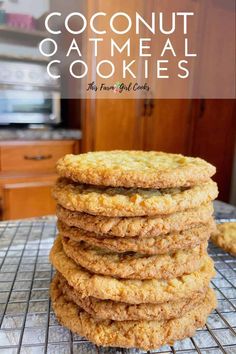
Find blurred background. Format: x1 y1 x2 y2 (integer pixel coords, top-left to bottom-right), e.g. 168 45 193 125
0 0 235 220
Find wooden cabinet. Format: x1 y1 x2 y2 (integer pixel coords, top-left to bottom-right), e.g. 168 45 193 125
142 100 193 154
82 99 143 151
82 99 236 202
2 181 56 220
0 140 80 220
0 141 76 173
82 99 193 154
190 99 236 202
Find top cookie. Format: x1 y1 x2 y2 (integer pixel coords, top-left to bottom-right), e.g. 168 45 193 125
56 151 216 189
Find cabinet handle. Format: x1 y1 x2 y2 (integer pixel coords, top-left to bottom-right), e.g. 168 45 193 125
24 154 53 161
144 99 155 117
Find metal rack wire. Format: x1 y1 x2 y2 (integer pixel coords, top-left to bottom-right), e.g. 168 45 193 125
0 219 235 354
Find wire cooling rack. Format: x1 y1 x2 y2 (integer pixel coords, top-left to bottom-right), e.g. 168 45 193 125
0 219 235 354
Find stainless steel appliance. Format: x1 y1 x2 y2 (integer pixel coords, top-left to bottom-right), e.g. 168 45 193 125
0 60 61 125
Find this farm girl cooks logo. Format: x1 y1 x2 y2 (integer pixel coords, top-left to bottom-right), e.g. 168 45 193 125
39 11 197 83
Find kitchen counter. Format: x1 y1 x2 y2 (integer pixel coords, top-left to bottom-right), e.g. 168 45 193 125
0 201 235 353
0 128 82 141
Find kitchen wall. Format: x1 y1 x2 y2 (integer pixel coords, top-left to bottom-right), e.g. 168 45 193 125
2 0 49 18
0 0 50 60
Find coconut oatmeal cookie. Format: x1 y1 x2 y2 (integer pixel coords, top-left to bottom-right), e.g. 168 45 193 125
51 275 216 350
53 178 218 217
56 272 208 321
56 203 214 238
56 151 216 189
49 236 215 304
58 221 214 255
61 235 207 280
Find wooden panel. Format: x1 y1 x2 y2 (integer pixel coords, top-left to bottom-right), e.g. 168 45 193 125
0 140 77 173
190 99 236 202
84 0 145 97
142 100 193 154
146 0 200 99
2 181 56 220
194 1 235 98
84 99 143 151
82 0 146 152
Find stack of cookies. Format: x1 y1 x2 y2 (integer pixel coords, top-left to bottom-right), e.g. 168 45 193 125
50 150 219 350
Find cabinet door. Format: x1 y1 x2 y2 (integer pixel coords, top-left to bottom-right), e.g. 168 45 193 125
142 100 193 154
2 180 56 220
190 99 236 202
82 99 143 151
82 0 145 152
0 140 78 173
83 98 193 153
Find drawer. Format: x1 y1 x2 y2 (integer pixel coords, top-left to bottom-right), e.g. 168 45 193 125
2 180 56 220
0 140 77 173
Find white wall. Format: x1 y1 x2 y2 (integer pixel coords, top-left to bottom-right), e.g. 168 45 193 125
2 0 49 18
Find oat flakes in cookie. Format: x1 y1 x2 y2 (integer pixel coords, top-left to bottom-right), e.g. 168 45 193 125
56 151 216 188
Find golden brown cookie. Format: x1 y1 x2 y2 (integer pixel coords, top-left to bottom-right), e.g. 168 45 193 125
56 151 216 189
56 272 208 321
211 222 236 256
61 235 207 280
49 236 215 304
58 221 214 255
51 275 217 350
53 178 218 217
56 203 214 238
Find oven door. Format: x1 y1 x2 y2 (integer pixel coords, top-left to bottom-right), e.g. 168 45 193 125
0 90 61 125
